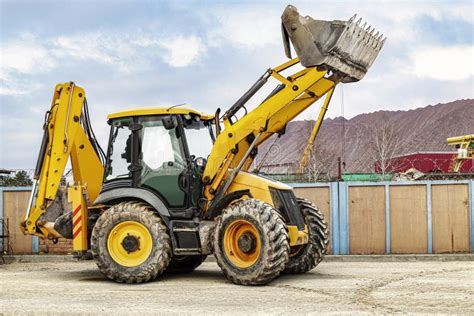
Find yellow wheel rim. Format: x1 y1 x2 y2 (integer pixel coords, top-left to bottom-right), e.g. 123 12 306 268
223 219 261 268
107 221 153 267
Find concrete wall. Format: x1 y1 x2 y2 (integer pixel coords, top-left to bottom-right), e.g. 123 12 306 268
293 180 474 254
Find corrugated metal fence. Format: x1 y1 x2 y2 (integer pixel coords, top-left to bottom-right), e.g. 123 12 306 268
1 181 473 255
293 180 474 254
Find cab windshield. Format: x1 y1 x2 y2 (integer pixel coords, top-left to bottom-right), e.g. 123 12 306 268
183 116 214 159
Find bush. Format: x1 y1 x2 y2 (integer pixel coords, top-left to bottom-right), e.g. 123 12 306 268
0 170 33 187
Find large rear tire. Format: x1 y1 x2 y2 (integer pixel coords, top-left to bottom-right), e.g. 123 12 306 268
284 198 328 274
91 201 172 283
213 199 289 285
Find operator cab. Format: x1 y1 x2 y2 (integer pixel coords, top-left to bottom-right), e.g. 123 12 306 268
103 107 215 214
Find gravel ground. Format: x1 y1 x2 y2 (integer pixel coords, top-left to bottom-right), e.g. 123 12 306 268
0 260 473 315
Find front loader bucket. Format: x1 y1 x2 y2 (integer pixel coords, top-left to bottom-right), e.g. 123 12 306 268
281 5 386 83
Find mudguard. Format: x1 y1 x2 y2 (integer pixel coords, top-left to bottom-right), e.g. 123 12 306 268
94 188 171 219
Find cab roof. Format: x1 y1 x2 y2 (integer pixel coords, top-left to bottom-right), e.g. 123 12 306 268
107 106 214 120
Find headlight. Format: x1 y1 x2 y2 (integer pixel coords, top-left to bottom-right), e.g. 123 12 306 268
195 157 206 167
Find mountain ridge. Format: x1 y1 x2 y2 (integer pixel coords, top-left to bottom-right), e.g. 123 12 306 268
255 99 474 174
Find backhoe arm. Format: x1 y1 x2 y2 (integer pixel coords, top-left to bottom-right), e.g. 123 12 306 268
202 59 336 205
22 82 104 239
202 5 385 213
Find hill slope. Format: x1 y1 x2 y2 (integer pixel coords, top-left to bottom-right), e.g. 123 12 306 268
255 99 474 174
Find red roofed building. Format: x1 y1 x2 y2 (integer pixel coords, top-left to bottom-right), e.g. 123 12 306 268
375 152 474 173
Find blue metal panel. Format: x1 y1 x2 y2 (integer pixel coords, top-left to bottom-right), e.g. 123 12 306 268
329 182 340 254
0 188 4 250
385 185 391 254
338 182 349 254
470 180 474 253
32 236 39 253
0 188 4 221
426 183 433 254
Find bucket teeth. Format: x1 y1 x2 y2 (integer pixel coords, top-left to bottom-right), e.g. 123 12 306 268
281 5 386 83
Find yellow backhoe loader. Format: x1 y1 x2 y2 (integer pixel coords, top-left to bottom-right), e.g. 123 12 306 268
21 5 385 285
447 134 474 172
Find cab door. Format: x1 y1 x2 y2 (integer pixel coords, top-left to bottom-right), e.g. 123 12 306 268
138 115 188 208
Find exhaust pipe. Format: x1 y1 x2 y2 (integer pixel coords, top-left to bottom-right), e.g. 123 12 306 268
282 5 386 83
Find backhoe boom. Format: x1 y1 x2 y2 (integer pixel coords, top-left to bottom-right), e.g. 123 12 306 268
203 5 385 212
203 58 337 209
22 82 104 240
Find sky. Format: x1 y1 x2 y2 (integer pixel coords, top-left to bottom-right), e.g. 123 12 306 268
1 0 473 169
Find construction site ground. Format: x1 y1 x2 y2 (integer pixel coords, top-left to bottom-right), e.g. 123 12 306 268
1 258 473 314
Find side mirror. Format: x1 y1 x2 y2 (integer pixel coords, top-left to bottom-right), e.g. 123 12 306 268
162 116 176 130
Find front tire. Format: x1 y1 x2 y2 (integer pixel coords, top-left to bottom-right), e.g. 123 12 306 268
213 199 289 285
91 201 172 283
284 198 329 274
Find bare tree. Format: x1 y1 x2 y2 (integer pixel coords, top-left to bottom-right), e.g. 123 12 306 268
304 144 336 182
369 121 403 176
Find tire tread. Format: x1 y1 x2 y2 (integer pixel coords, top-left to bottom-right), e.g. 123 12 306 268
213 199 290 285
91 201 172 283
283 198 329 274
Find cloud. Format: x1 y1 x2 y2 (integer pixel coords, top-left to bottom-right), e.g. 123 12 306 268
159 36 206 68
206 1 473 49
0 34 54 96
53 33 207 70
208 8 281 49
0 35 55 76
1 1 473 169
0 32 207 95
53 33 128 69
409 45 473 81
0 82 43 96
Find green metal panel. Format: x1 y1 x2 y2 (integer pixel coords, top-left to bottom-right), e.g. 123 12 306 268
341 173 394 182
263 172 394 183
